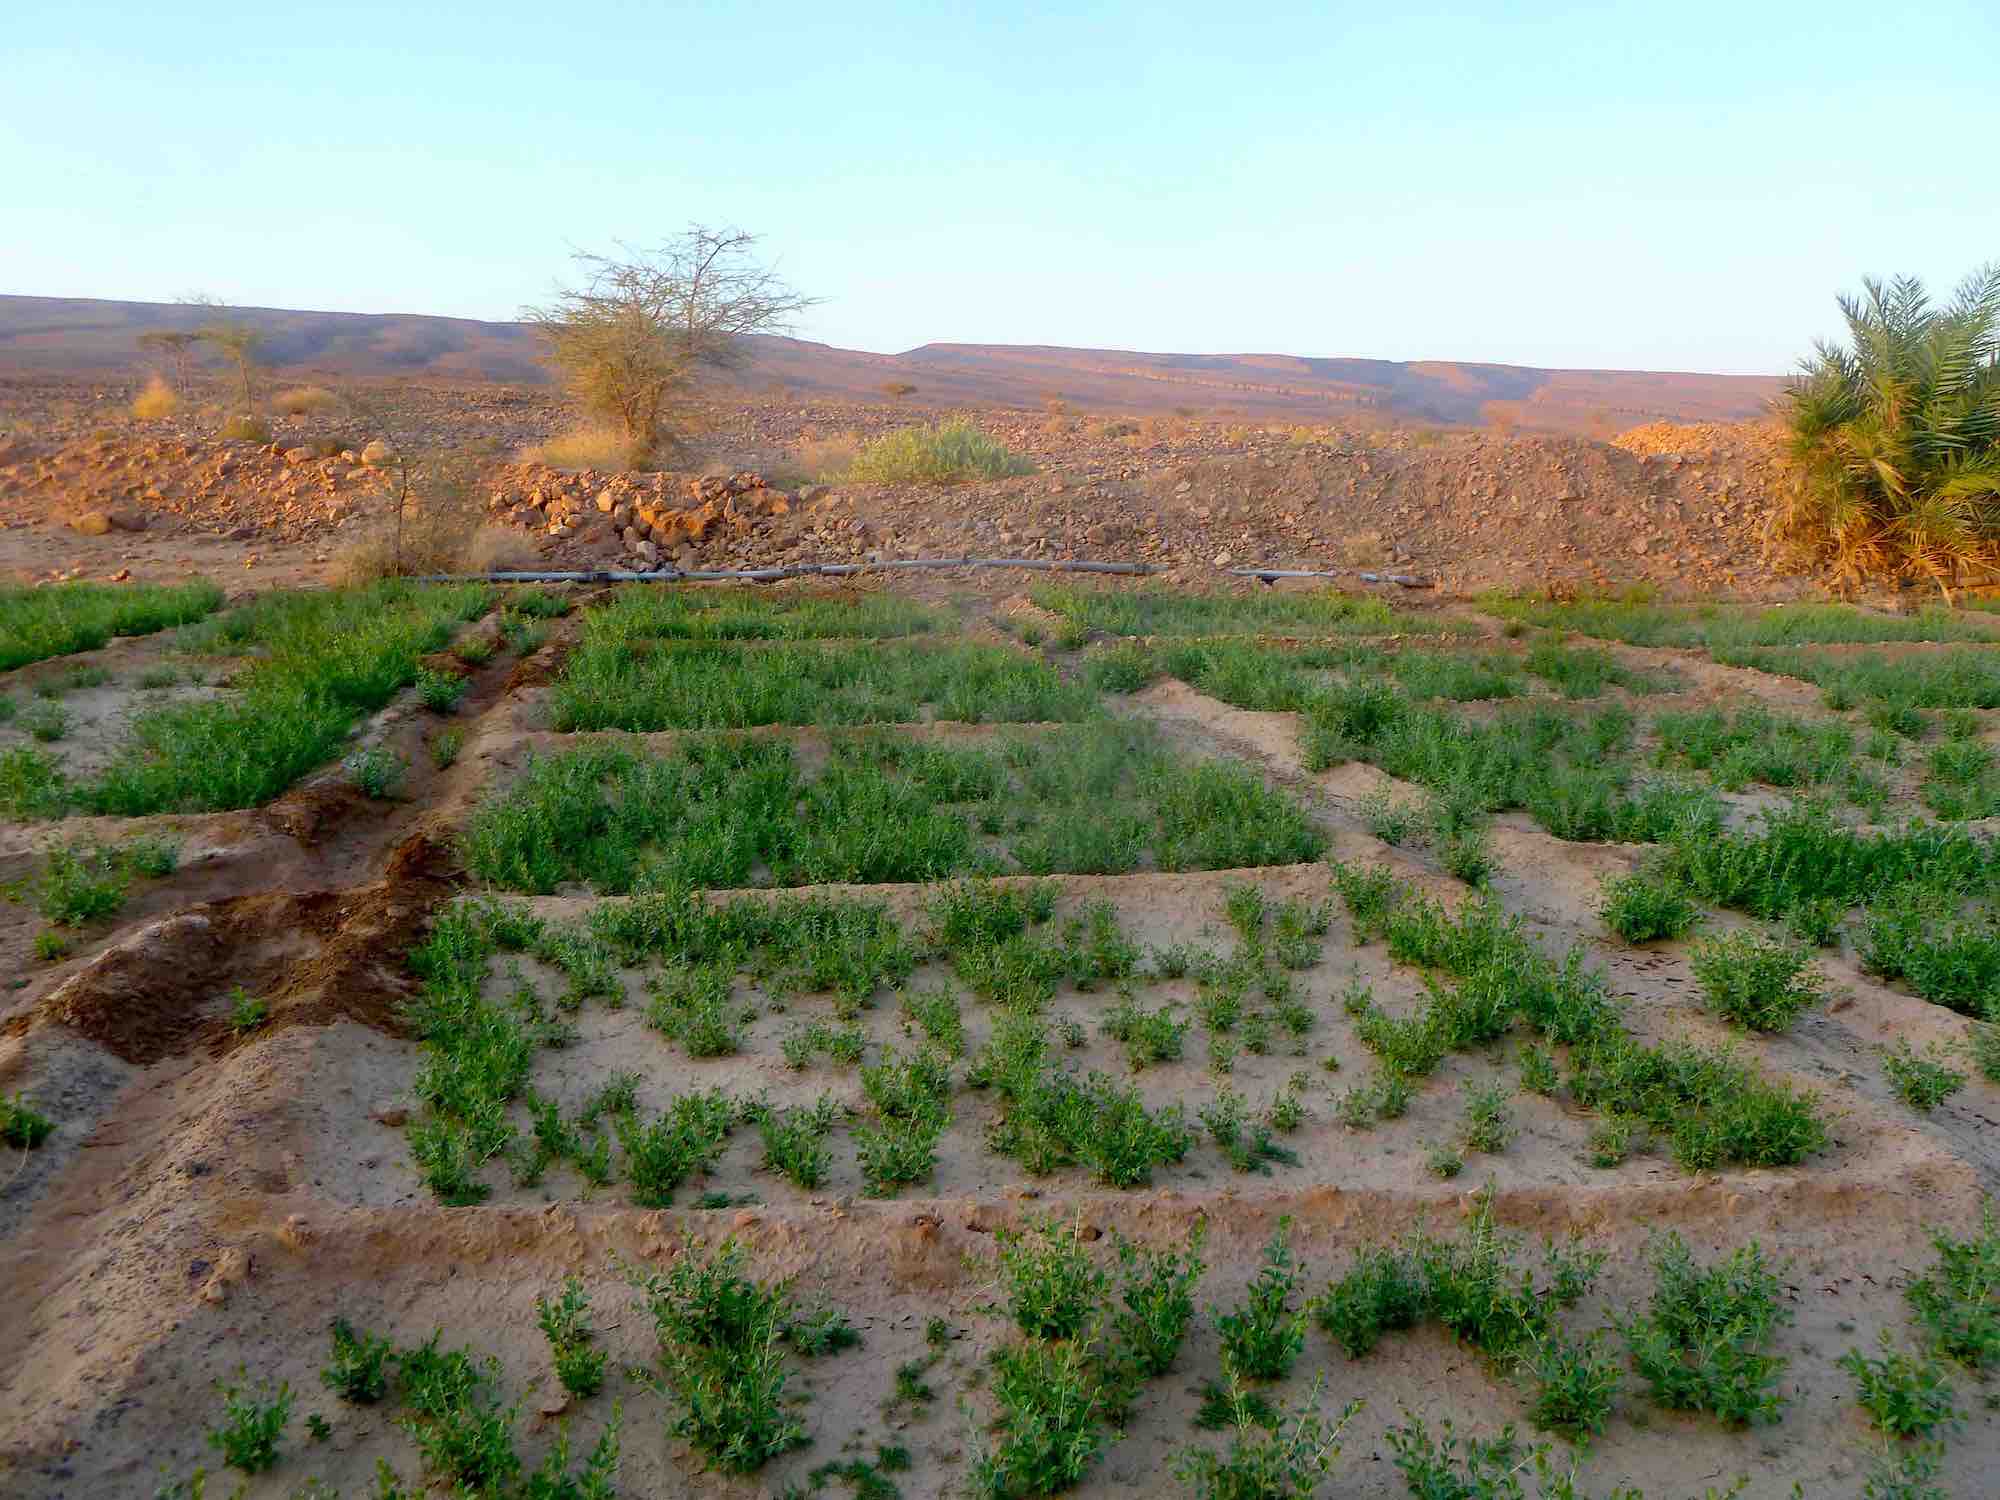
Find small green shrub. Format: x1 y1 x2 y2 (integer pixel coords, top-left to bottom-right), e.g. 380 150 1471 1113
1905 1202 2000 1369
785 1301 862 1357
1461 1082 1513 1154
34 841 131 926
414 667 469 713
1839 1336 1959 1438
616 1090 735 1207
430 727 466 769
845 419 1035 483
21 701 71 742
1111 1223 1206 1377
633 1236 808 1473
0 1094 56 1149
1689 931 1823 1031
206 1372 293 1474
1214 1220 1308 1381
346 746 405 799
1171 1376 1356 1500
321 1319 393 1404
1523 1331 1622 1440
971 1337 1110 1498
1598 869 1699 944
758 1096 839 1190
1881 1040 1966 1112
537 1277 607 1398
1620 1234 1790 1426
997 1216 1109 1342
226 987 269 1033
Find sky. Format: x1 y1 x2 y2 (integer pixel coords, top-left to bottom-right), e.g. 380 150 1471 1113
4 1 1996 375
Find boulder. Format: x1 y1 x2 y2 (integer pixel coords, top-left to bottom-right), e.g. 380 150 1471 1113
282 446 313 466
360 439 395 467
68 510 113 535
107 510 149 532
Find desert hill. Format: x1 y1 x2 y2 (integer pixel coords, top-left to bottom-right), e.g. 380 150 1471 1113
0 294 1781 435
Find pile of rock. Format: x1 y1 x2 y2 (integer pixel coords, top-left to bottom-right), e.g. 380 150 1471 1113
485 464 812 568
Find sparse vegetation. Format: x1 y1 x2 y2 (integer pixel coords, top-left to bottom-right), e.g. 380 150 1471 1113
843 417 1034 483
0 579 223 672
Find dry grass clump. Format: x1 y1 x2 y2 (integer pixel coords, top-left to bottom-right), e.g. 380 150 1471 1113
331 459 502 583
844 419 1033 484
522 423 644 473
221 413 270 442
130 377 179 421
788 433 863 484
273 385 338 416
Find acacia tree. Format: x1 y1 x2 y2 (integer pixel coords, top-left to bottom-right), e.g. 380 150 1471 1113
1779 265 2000 596
136 330 202 395
525 226 816 457
184 294 264 412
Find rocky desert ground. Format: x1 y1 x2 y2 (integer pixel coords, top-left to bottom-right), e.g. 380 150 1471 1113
3 381 1998 1500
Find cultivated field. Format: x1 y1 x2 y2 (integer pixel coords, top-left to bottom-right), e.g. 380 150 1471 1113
3 579 1999 1499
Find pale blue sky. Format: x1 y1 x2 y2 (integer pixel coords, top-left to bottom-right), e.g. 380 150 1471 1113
4 1 1994 373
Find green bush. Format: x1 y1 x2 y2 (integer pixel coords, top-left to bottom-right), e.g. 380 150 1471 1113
0 579 223 672
1905 1202 2000 1369
1214 1220 1309 1381
1111 1224 1206 1377
1598 869 1698 944
206 1372 293 1474
844 418 1034 483
633 1236 808 1473
0 1094 56 1149
1839 1336 1959 1438
1171 1377 1356 1500
1689 931 1823 1031
970 1337 1111 1498
1620 1234 1790 1426
1881 1040 1967 1112
997 1217 1109 1342
321 1318 393 1404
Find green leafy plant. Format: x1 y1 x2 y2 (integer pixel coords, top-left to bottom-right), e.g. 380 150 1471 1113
431 727 466 769
346 746 405 799
1522 1330 1622 1440
632 1236 808 1473
1598 869 1698 944
1110 1222 1207 1377
322 1318 394 1404
226 987 269 1034
1904 1202 2000 1369
997 1216 1110 1342
1881 1040 1967 1112
970 1335 1111 1499
1620 1234 1791 1426
1171 1375 1357 1500
206 1371 293 1474
1839 1336 1959 1438
1689 931 1824 1031
414 667 470 713
1215 1220 1309 1381
537 1277 607 1399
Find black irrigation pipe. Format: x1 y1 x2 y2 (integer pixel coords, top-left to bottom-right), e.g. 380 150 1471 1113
418 557 1433 587
1228 566 1434 589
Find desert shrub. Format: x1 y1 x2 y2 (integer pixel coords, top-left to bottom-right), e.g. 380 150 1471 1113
845 418 1033 483
1840 1336 1959 1439
523 423 645 472
1774 264 2000 593
131 374 180 419
320 1318 394 1405
33 841 131 926
1620 1235 1790 1426
1598 868 1698 943
615 1090 736 1206
1859 881 2000 1017
784 1300 862 1357
221 412 271 442
1689 931 1823 1031
273 384 337 415
1906 1204 2000 1369
332 457 494 583
1314 1246 1426 1358
632 1236 808 1473
757 1095 839 1190
414 667 469 713
0 1094 56 1149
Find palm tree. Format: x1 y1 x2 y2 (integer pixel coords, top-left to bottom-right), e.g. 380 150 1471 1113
1778 264 2000 597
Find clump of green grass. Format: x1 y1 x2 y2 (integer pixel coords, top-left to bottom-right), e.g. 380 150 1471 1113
1479 592 1998 649
843 418 1034 483
226 987 269 1033
1111 1223 1206 1377
757 1095 840 1190
997 1216 1110 1342
1653 705 1856 793
20 700 70 742
616 1089 737 1207
1032 584 1465 639
1568 1030 1826 1170
30 841 130 926
1860 881 2000 1018
1525 636 1681 697
1689 931 1824 1032
1881 1041 1967 1113
632 1235 809 1473
1619 1234 1791 1427
83 582 491 815
430 727 466 769
414 667 469 713
0 579 224 672
1598 868 1699 943
583 586 943 642
0 746 68 819
970 1336 1112 1498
